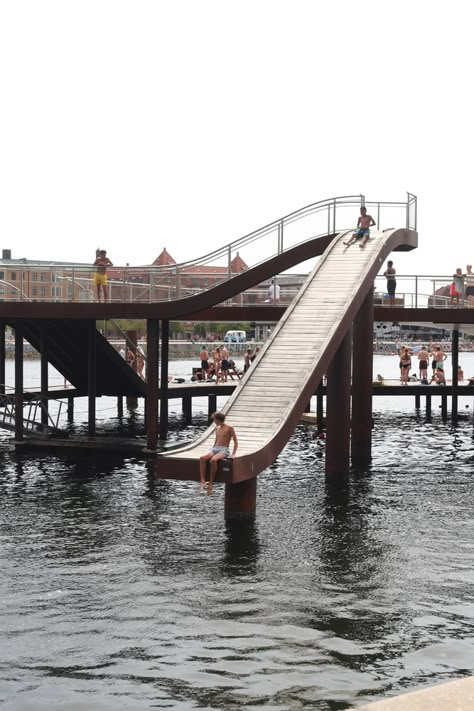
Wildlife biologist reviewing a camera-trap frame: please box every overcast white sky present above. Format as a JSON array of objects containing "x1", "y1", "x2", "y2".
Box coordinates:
[{"x1": 1, "y1": 1, "x2": 472, "y2": 277}]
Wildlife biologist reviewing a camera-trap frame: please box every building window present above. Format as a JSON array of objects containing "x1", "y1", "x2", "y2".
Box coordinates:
[
  {"x1": 40, "y1": 273, "x2": 46, "y2": 282},
  {"x1": 10, "y1": 272, "x2": 16, "y2": 281},
  {"x1": 32, "y1": 273, "x2": 38, "y2": 282},
  {"x1": 0, "y1": 286, "x2": 4, "y2": 294},
  {"x1": 32, "y1": 287, "x2": 38, "y2": 296},
  {"x1": 40, "y1": 286, "x2": 46, "y2": 297},
  {"x1": 52, "y1": 274, "x2": 61, "y2": 283},
  {"x1": 0, "y1": 271, "x2": 4, "y2": 280},
  {"x1": 51, "y1": 286, "x2": 61, "y2": 297}
]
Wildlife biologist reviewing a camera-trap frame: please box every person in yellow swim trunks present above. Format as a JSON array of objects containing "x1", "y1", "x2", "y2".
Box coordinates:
[{"x1": 93, "y1": 249, "x2": 113, "y2": 302}]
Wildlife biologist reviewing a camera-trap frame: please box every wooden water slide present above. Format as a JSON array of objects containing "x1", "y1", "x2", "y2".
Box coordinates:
[{"x1": 157, "y1": 227, "x2": 417, "y2": 483}]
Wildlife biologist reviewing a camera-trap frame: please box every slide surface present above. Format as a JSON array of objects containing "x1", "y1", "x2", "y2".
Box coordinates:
[{"x1": 156, "y1": 227, "x2": 417, "y2": 482}]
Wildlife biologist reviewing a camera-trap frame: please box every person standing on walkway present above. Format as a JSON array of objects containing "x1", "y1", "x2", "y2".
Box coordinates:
[
  {"x1": 343, "y1": 207, "x2": 376, "y2": 248},
  {"x1": 383, "y1": 260, "x2": 397, "y2": 306},
  {"x1": 434, "y1": 346, "x2": 447, "y2": 372},
  {"x1": 400, "y1": 347, "x2": 411, "y2": 385},
  {"x1": 200, "y1": 346, "x2": 209, "y2": 381},
  {"x1": 417, "y1": 345, "x2": 429, "y2": 382},
  {"x1": 220, "y1": 344, "x2": 230, "y2": 382},
  {"x1": 450, "y1": 268, "x2": 464, "y2": 306},
  {"x1": 244, "y1": 348, "x2": 252, "y2": 373},
  {"x1": 465, "y1": 264, "x2": 474, "y2": 307},
  {"x1": 211, "y1": 346, "x2": 221, "y2": 381},
  {"x1": 136, "y1": 347, "x2": 145, "y2": 379},
  {"x1": 93, "y1": 249, "x2": 113, "y2": 302}
]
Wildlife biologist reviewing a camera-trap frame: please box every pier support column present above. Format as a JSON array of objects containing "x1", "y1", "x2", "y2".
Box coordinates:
[
  {"x1": 0, "y1": 319, "x2": 5, "y2": 396},
  {"x1": 451, "y1": 328, "x2": 459, "y2": 421},
  {"x1": 87, "y1": 319, "x2": 96, "y2": 436},
  {"x1": 351, "y1": 289, "x2": 373, "y2": 462},
  {"x1": 426, "y1": 395, "x2": 431, "y2": 416},
  {"x1": 14, "y1": 320, "x2": 24, "y2": 443},
  {"x1": 316, "y1": 381, "x2": 324, "y2": 430},
  {"x1": 326, "y1": 329, "x2": 352, "y2": 478},
  {"x1": 182, "y1": 396, "x2": 192, "y2": 422},
  {"x1": 40, "y1": 327, "x2": 49, "y2": 426},
  {"x1": 117, "y1": 396, "x2": 123, "y2": 418},
  {"x1": 415, "y1": 394, "x2": 421, "y2": 409},
  {"x1": 225, "y1": 478, "x2": 257, "y2": 519},
  {"x1": 146, "y1": 319, "x2": 159, "y2": 452},
  {"x1": 159, "y1": 319, "x2": 169, "y2": 438},
  {"x1": 441, "y1": 394, "x2": 448, "y2": 420},
  {"x1": 67, "y1": 396, "x2": 74, "y2": 423},
  {"x1": 208, "y1": 393, "x2": 217, "y2": 418}
]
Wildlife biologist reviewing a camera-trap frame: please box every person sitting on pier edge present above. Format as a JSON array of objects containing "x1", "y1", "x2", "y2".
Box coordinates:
[
  {"x1": 430, "y1": 367, "x2": 446, "y2": 385},
  {"x1": 417, "y1": 345, "x2": 430, "y2": 383},
  {"x1": 343, "y1": 207, "x2": 376, "y2": 248},
  {"x1": 199, "y1": 412, "x2": 238, "y2": 495},
  {"x1": 93, "y1": 249, "x2": 113, "y2": 302}
]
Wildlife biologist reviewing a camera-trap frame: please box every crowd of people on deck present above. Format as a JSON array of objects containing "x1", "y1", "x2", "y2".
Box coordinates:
[
  {"x1": 396, "y1": 344, "x2": 465, "y2": 386},
  {"x1": 196, "y1": 345, "x2": 260, "y2": 383}
]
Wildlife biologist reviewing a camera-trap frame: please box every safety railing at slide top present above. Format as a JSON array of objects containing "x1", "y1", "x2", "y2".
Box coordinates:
[
  {"x1": 0, "y1": 194, "x2": 417, "y2": 304},
  {"x1": 373, "y1": 274, "x2": 474, "y2": 309}
]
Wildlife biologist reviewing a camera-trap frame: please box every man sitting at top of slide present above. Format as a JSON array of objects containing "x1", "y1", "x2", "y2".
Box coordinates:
[{"x1": 343, "y1": 207, "x2": 376, "y2": 248}]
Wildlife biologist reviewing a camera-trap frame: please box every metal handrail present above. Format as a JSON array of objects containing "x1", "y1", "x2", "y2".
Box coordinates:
[{"x1": 0, "y1": 194, "x2": 416, "y2": 303}]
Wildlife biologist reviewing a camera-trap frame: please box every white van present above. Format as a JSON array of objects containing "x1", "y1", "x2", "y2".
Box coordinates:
[{"x1": 224, "y1": 330, "x2": 247, "y2": 343}]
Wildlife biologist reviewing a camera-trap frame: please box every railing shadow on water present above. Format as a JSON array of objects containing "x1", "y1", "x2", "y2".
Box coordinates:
[{"x1": 0, "y1": 193, "x2": 417, "y2": 304}]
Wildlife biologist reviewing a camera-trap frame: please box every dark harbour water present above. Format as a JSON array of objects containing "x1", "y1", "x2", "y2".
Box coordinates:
[{"x1": 1, "y1": 404, "x2": 473, "y2": 711}]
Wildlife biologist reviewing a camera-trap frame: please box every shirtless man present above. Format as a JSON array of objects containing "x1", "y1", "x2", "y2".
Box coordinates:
[
  {"x1": 199, "y1": 412, "x2": 238, "y2": 495},
  {"x1": 200, "y1": 346, "x2": 209, "y2": 381},
  {"x1": 211, "y1": 346, "x2": 221, "y2": 381},
  {"x1": 93, "y1": 249, "x2": 113, "y2": 301},
  {"x1": 417, "y1": 346, "x2": 429, "y2": 382},
  {"x1": 220, "y1": 344, "x2": 230, "y2": 382},
  {"x1": 343, "y1": 207, "x2": 376, "y2": 248}
]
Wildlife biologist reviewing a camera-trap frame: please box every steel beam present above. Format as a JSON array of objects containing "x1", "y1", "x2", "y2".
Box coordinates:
[
  {"x1": 326, "y1": 329, "x2": 352, "y2": 477},
  {"x1": 351, "y1": 289, "x2": 374, "y2": 462}
]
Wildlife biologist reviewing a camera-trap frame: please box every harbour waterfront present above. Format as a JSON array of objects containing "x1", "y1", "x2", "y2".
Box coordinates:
[{"x1": 0, "y1": 357, "x2": 473, "y2": 709}]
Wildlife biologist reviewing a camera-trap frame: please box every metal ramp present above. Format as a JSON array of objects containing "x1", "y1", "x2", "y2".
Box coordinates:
[
  {"x1": 156, "y1": 227, "x2": 417, "y2": 483},
  {"x1": 0, "y1": 392, "x2": 69, "y2": 437}
]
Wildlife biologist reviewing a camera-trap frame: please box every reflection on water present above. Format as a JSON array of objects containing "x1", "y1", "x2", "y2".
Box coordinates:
[{"x1": 0, "y1": 408, "x2": 473, "y2": 710}]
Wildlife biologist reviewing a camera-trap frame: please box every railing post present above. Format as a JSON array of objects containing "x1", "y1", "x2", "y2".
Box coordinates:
[
  {"x1": 14, "y1": 320, "x2": 24, "y2": 443},
  {"x1": 175, "y1": 266, "x2": 181, "y2": 298},
  {"x1": 415, "y1": 275, "x2": 418, "y2": 309},
  {"x1": 228, "y1": 245, "x2": 232, "y2": 279}
]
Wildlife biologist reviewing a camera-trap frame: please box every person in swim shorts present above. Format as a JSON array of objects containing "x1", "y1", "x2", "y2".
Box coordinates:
[
  {"x1": 93, "y1": 249, "x2": 113, "y2": 302},
  {"x1": 343, "y1": 207, "x2": 376, "y2": 248},
  {"x1": 200, "y1": 346, "x2": 209, "y2": 381},
  {"x1": 199, "y1": 412, "x2": 238, "y2": 495},
  {"x1": 417, "y1": 346, "x2": 429, "y2": 382}
]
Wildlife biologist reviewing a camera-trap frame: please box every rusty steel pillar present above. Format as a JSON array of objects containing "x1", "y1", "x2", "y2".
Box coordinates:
[
  {"x1": 182, "y1": 396, "x2": 192, "y2": 422},
  {"x1": 351, "y1": 289, "x2": 373, "y2": 462},
  {"x1": 40, "y1": 326, "x2": 49, "y2": 426},
  {"x1": 225, "y1": 478, "x2": 257, "y2": 519},
  {"x1": 316, "y1": 381, "x2": 324, "y2": 430},
  {"x1": 159, "y1": 319, "x2": 169, "y2": 438},
  {"x1": 325, "y1": 329, "x2": 352, "y2": 478},
  {"x1": 451, "y1": 328, "x2": 459, "y2": 421},
  {"x1": 14, "y1": 321, "x2": 24, "y2": 442},
  {"x1": 67, "y1": 396, "x2": 74, "y2": 423},
  {"x1": 146, "y1": 318, "x2": 159, "y2": 452},
  {"x1": 0, "y1": 319, "x2": 5, "y2": 396},
  {"x1": 87, "y1": 319, "x2": 96, "y2": 436}
]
